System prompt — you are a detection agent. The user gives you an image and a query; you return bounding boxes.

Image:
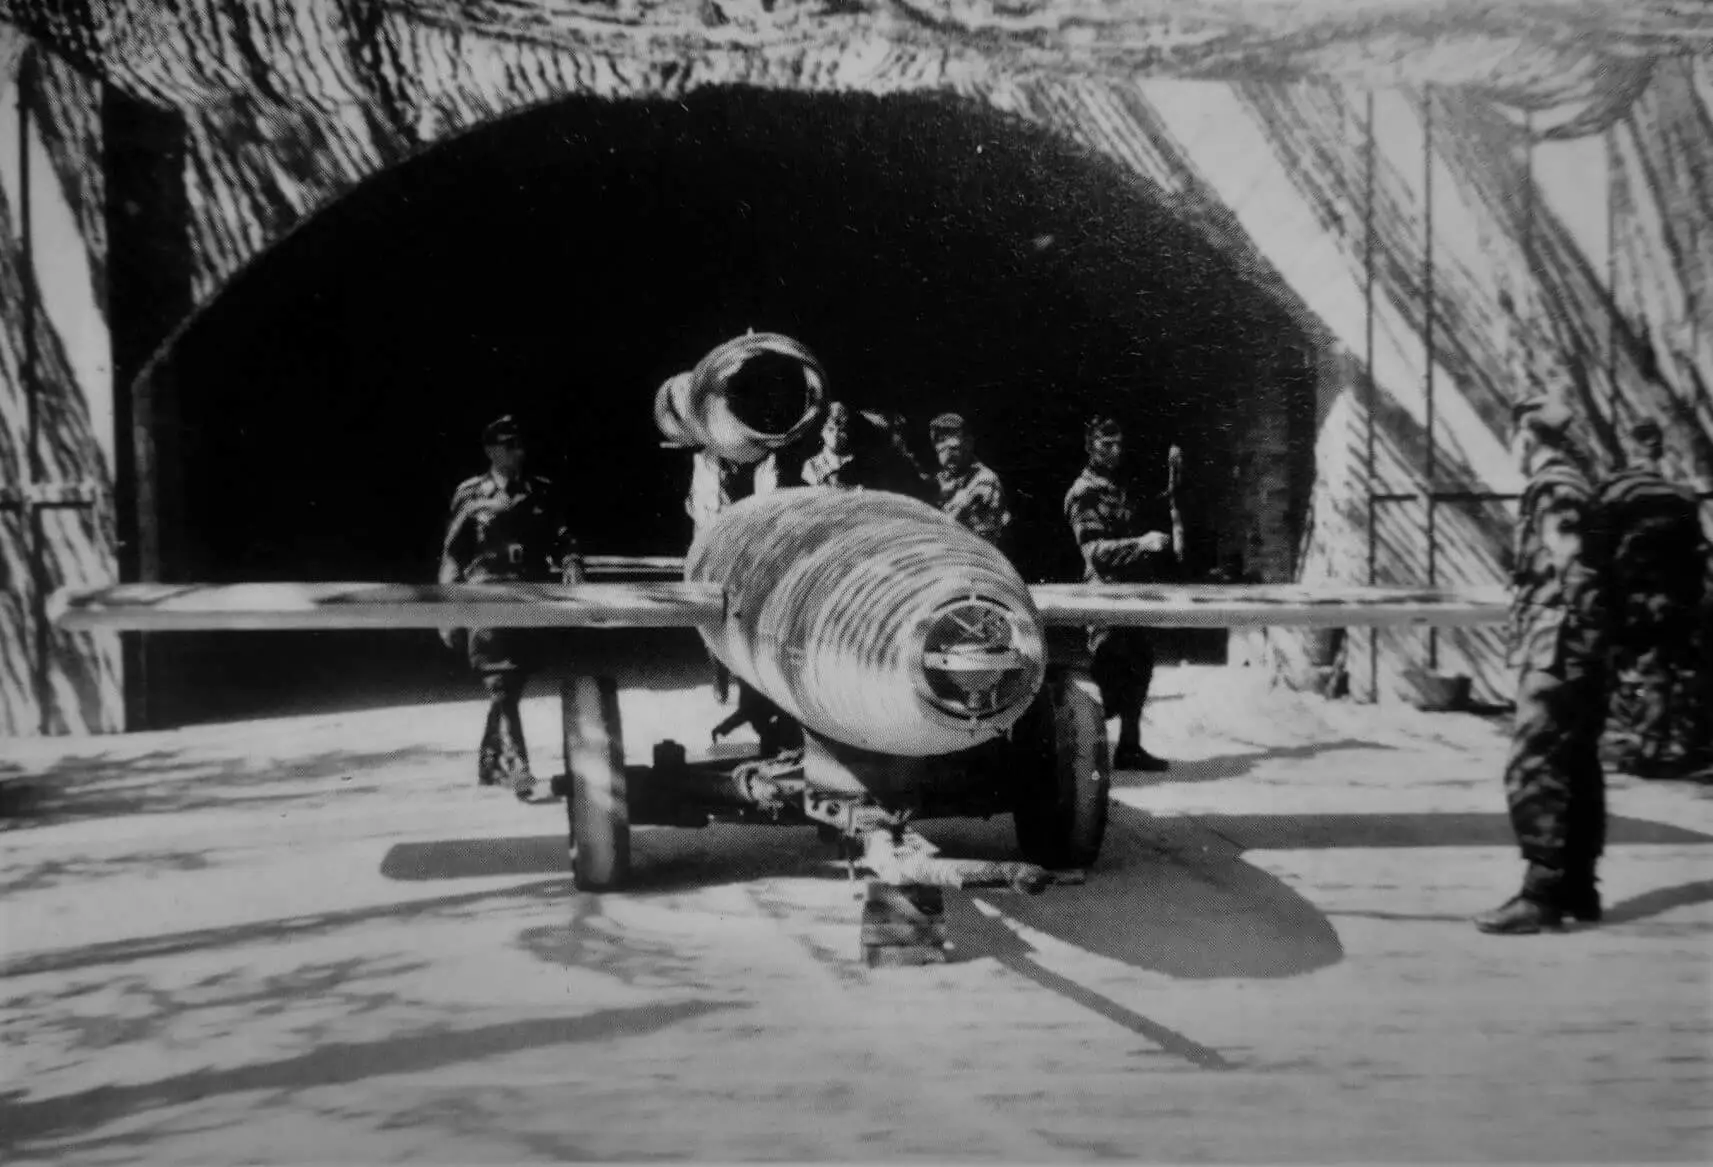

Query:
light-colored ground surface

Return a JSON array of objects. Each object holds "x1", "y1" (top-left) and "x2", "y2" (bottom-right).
[{"x1": 2, "y1": 665, "x2": 1711, "y2": 1163}]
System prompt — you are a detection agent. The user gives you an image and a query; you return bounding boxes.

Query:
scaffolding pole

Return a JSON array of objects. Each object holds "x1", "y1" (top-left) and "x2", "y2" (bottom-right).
[
  {"x1": 1422, "y1": 88, "x2": 1438, "y2": 671},
  {"x1": 1606, "y1": 126, "x2": 1620, "y2": 429},
  {"x1": 16, "y1": 49, "x2": 53, "y2": 735},
  {"x1": 1364, "y1": 90, "x2": 1379, "y2": 698}
]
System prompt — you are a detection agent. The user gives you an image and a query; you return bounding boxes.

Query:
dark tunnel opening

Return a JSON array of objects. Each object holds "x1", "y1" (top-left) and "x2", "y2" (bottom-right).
[{"x1": 140, "y1": 87, "x2": 1316, "y2": 725}]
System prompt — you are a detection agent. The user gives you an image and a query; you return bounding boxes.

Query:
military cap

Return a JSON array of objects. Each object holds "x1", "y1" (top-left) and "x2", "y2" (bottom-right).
[
  {"x1": 1084, "y1": 415, "x2": 1124, "y2": 441},
  {"x1": 1510, "y1": 391, "x2": 1572, "y2": 437},
  {"x1": 929, "y1": 412, "x2": 968, "y2": 440},
  {"x1": 482, "y1": 414, "x2": 523, "y2": 445}
]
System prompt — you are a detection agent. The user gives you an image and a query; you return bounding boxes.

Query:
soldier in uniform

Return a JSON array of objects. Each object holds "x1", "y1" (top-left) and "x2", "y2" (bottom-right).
[
  {"x1": 930, "y1": 412, "x2": 1012, "y2": 552},
  {"x1": 683, "y1": 403, "x2": 800, "y2": 754},
  {"x1": 799, "y1": 401, "x2": 860, "y2": 488},
  {"x1": 1597, "y1": 419, "x2": 1708, "y2": 777},
  {"x1": 439, "y1": 415, "x2": 576, "y2": 800},
  {"x1": 1475, "y1": 390, "x2": 1612, "y2": 934},
  {"x1": 1063, "y1": 416, "x2": 1177, "y2": 772},
  {"x1": 792, "y1": 401, "x2": 928, "y2": 498},
  {"x1": 871, "y1": 409, "x2": 933, "y2": 501}
]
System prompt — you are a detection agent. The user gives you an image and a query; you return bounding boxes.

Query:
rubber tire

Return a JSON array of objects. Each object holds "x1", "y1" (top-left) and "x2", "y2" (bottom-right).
[
  {"x1": 564, "y1": 676, "x2": 630, "y2": 891},
  {"x1": 1013, "y1": 670, "x2": 1111, "y2": 869}
]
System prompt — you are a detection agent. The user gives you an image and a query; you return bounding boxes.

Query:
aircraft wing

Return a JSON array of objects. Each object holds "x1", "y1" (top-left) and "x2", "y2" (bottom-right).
[
  {"x1": 51, "y1": 572, "x2": 1510, "y2": 636},
  {"x1": 1028, "y1": 583, "x2": 1510, "y2": 629},
  {"x1": 49, "y1": 581, "x2": 725, "y2": 633}
]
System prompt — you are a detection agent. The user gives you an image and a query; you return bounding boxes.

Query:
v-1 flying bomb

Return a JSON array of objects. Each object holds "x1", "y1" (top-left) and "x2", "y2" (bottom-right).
[{"x1": 51, "y1": 332, "x2": 1510, "y2": 962}]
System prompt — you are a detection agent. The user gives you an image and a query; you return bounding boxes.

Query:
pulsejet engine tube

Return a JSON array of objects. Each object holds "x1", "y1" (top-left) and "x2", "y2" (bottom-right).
[
  {"x1": 655, "y1": 332, "x2": 828, "y2": 465},
  {"x1": 685, "y1": 488, "x2": 1047, "y2": 757}
]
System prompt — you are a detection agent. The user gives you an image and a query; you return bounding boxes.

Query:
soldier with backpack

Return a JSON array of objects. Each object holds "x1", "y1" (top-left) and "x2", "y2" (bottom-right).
[
  {"x1": 1596, "y1": 420, "x2": 1708, "y2": 778},
  {"x1": 1475, "y1": 388, "x2": 1613, "y2": 934}
]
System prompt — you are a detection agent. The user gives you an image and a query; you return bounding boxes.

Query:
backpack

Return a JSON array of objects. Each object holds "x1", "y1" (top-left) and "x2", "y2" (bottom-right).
[{"x1": 1595, "y1": 468, "x2": 1706, "y2": 604}]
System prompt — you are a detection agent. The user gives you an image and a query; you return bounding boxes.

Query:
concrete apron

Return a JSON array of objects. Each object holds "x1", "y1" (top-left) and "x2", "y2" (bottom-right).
[{"x1": 2, "y1": 667, "x2": 1709, "y2": 1163}]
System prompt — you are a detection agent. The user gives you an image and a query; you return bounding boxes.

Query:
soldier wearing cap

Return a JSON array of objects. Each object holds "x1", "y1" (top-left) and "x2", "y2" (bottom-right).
[
  {"x1": 798, "y1": 401, "x2": 861, "y2": 488},
  {"x1": 930, "y1": 412, "x2": 1012, "y2": 551},
  {"x1": 440, "y1": 414, "x2": 576, "y2": 800},
  {"x1": 794, "y1": 401, "x2": 929, "y2": 498},
  {"x1": 1596, "y1": 418, "x2": 1708, "y2": 777},
  {"x1": 1475, "y1": 387, "x2": 1613, "y2": 934},
  {"x1": 1063, "y1": 415, "x2": 1177, "y2": 772}
]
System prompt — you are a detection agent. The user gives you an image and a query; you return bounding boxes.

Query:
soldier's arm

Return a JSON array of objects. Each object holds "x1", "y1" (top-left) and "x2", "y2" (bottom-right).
[
  {"x1": 1550, "y1": 485, "x2": 1613, "y2": 640},
  {"x1": 1067, "y1": 490, "x2": 1151, "y2": 572},
  {"x1": 543, "y1": 480, "x2": 578, "y2": 577},
  {"x1": 987, "y1": 473, "x2": 1014, "y2": 533},
  {"x1": 946, "y1": 484, "x2": 990, "y2": 537},
  {"x1": 439, "y1": 496, "x2": 474, "y2": 585}
]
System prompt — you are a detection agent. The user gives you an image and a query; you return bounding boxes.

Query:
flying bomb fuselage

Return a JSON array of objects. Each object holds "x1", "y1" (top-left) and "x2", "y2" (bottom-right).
[{"x1": 686, "y1": 487, "x2": 1047, "y2": 762}]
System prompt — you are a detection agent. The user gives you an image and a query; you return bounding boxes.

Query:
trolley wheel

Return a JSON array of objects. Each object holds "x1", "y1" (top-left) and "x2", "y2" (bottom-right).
[
  {"x1": 564, "y1": 675, "x2": 630, "y2": 891},
  {"x1": 1012, "y1": 670, "x2": 1110, "y2": 869}
]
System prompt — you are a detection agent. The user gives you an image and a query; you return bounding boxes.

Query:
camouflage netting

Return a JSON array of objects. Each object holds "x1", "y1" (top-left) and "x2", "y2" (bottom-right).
[
  {"x1": 0, "y1": 1, "x2": 1709, "y2": 732},
  {"x1": 0, "y1": 2, "x2": 1706, "y2": 109}
]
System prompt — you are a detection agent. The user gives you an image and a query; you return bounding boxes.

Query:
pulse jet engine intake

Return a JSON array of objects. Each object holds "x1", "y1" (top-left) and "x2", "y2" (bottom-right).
[{"x1": 655, "y1": 332, "x2": 828, "y2": 464}]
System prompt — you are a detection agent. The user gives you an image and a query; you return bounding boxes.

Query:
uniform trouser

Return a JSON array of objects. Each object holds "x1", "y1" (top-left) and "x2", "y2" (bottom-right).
[
  {"x1": 1505, "y1": 665, "x2": 1607, "y2": 898},
  {"x1": 1696, "y1": 601, "x2": 1713, "y2": 756},
  {"x1": 469, "y1": 628, "x2": 533, "y2": 783},
  {"x1": 715, "y1": 681, "x2": 803, "y2": 756},
  {"x1": 1090, "y1": 628, "x2": 1155, "y2": 739}
]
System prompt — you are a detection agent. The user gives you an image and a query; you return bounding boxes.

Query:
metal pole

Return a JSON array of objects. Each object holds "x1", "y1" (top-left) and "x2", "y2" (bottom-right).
[
  {"x1": 1364, "y1": 90, "x2": 1379, "y2": 697},
  {"x1": 18, "y1": 50, "x2": 52, "y2": 734},
  {"x1": 1523, "y1": 112, "x2": 1536, "y2": 310},
  {"x1": 1606, "y1": 127, "x2": 1620, "y2": 428},
  {"x1": 1423, "y1": 88, "x2": 1438, "y2": 671}
]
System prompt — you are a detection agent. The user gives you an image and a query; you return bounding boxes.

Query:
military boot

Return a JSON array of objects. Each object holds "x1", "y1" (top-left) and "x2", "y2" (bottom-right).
[
  {"x1": 477, "y1": 702, "x2": 505, "y2": 786},
  {"x1": 493, "y1": 724, "x2": 534, "y2": 802},
  {"x1": 1112, "y1": 743, "x2": 1169, "y2": 772},
  {"x1": 1476, "y1": 864, "x2": 1566, "y2": 934},
  {"x1": 1559, "y1": 868, "x2": 1603, "y2": 924},
  {"x1": 1473, "y1": 894, "x2": 1564, "y2": 934}
]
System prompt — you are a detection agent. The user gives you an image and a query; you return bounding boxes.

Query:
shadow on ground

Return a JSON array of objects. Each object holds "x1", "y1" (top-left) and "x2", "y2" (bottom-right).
[
  {"x1": 0, "y1": 744, "x2": 455, "y2": 830},
  {"x1": 943, "y1": 894, "x2": 1238, "y2": 1068},
  {"x1": 378, "y1": 810, "x2": 1345, "y2": 980},
  {"x1": 0, "y1": 998, "x2": 737, "y2": 1158},
  {"x1": 0, "y1": 879, "x2": 579, "y2": 980},
  {"x1": 379, "y1": 802, "x2": 1713, "y2": 981},
  {"x1": 380, "y1": 821, "x2": 836, "y2": 890},
  {"x1": 1123, "y1": 737, "x2": 1396, "y2": 786}
]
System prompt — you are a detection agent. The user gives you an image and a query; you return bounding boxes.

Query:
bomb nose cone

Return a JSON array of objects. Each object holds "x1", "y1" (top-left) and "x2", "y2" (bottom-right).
[
  {"x1": 687, "y1": 488, "x2": 1046, "y2": 755},
  {"x1": 919, "y1": 596, "x2": 1040, "y2": 722}
]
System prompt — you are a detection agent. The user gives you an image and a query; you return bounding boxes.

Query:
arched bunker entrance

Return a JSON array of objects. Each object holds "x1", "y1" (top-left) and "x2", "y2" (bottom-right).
[{"x1": 144, "y1": 88, "x2": 1316, "y2": 725}]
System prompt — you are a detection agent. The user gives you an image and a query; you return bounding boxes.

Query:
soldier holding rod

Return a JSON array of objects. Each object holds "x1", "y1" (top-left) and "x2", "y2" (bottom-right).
[{"x1": 1063, "y1": 415, "x2": 1179, "y2": 772}]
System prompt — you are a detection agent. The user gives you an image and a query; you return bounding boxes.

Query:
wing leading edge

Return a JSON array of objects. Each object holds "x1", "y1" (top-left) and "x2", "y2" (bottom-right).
[
  {"x1": 1028, "y1": 583, "x2": 1510, "y2": 628},
  {"x1": 51, "y1": 578, "x2": 1511, "y2": 634},
  {"x1": 49, "y1": 581, "x2": 727, "y2": 633}
]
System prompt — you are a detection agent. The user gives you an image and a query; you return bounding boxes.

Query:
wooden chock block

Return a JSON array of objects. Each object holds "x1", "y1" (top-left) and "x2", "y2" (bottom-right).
[
  {"x1": 859, "y1": 882, "x2": 948, "y2": 966},
  {"x1": 862, "y1": 943, "x2": 949, "y2": 968},
  {"x1": 865, "y1": 881, "x2": 944, "y2": 921},
  {"x1": 860, "y1": 905, "x2": 948, "y2": 947}
]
